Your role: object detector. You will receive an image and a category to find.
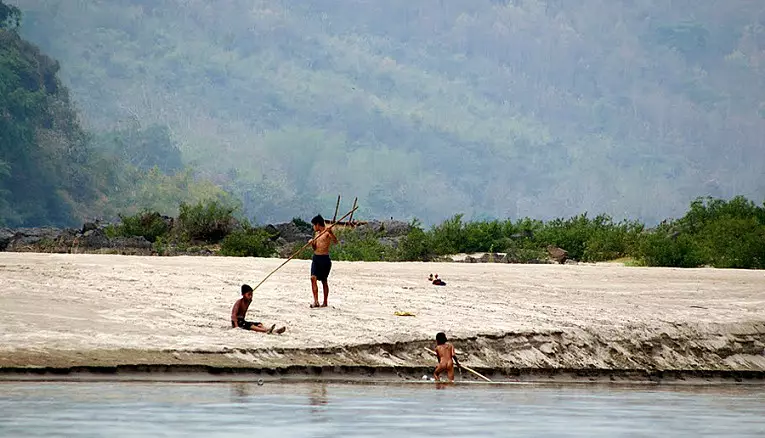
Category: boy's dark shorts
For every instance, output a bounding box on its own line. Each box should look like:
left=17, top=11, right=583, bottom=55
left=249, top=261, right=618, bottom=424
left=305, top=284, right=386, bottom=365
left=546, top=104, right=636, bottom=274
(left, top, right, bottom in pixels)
left=233, top=319, right=262, bottom=330
left=311, top=254, right=332, bottom=281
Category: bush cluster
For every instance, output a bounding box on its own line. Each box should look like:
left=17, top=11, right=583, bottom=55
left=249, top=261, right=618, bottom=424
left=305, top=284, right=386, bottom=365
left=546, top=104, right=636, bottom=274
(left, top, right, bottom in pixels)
left=331, top=196, right=764, bottom=268
left=109, top=195, right=764, bottom=268
left=111, top=200, right=276, bottom=257
left=219, top=225, right=277, bottom=257
left=634, top=196, right=765, bottom=269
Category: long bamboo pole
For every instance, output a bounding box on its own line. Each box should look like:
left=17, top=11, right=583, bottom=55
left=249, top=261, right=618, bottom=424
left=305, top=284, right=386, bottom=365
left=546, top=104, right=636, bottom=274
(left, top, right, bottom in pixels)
left=424, top=347, right=493, bottom=382
left=332, top=195, right=341, bottom=223
left=348, top=197, right=358, bottom=224
left=251, top=205, right=358, bottom=293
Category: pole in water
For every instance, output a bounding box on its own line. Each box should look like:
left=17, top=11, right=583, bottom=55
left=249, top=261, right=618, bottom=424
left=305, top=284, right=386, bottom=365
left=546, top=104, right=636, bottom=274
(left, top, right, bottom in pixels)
left=424, top=347, right=493, bottom=382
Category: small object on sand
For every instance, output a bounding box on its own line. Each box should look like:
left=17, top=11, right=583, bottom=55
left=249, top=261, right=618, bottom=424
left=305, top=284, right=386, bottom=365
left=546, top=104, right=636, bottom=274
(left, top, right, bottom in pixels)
left=431, top=274, right=446, bottom=286
left=257, top=379, right=264, bottom=386
left=394, top=311, right=416, bottom=317
left=422, top=375, right=429, bottom=380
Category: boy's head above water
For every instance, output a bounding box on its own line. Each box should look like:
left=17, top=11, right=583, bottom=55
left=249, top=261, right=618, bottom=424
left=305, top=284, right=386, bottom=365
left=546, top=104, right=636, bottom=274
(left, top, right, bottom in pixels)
left=436, top=332, right=447, bottom=345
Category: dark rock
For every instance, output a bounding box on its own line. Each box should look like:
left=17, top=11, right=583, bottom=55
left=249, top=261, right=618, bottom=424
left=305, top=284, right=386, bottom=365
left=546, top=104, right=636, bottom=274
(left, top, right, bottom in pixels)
left=79, top=229, right=111, bottom=249
left=0, top=228, right=14, bottom=251
left=380, top=220, right=410, bottom=237
left=358, top=220, right=410, bottom=237
left=273, top=222, right=311, bottom=243
left=477, top=253, right=503, bottom=263
left=82, top=222, right=98, bottom=233
left=6, top=227, right=63, bottom=251
left=546, top=246, right=569, bottom=264
left=111, top=236, right=152, bottom=250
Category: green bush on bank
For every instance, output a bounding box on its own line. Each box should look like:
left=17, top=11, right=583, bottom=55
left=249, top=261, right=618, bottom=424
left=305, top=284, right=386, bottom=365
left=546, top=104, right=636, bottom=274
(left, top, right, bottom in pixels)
left=219, top=224, right=277, bottom=257
left=107, top=210, right=171, bottom=243
left=634, top=196, right=765, bottom=269
left=103, top=195, right=764, bottom=268
left=329, top=228, right=396, bottom=261
left=533, top=214, right=643, bottom=262
left=177, top=200, right=236, bottom=243
left=634, top=223, right=705, bottom=268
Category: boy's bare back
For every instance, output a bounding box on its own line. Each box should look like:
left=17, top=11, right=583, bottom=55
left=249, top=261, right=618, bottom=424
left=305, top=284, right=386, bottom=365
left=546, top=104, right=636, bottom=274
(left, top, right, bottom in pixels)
left=435, top=343, right=455, bottom=365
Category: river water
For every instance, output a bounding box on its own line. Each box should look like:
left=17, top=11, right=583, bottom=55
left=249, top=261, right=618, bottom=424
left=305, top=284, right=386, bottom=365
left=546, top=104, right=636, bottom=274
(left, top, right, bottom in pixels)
left=0, top=381, right=763, bottom=437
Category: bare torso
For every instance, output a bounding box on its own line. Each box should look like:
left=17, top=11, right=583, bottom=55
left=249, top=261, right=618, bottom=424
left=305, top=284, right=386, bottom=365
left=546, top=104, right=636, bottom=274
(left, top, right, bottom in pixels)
left=311, top=227, right=337, bottom=255
left=231, top=297, right=251, bottom=321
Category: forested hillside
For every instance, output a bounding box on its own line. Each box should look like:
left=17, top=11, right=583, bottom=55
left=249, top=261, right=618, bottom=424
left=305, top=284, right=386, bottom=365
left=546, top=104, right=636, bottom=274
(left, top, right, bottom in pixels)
left=0, top=0, right=230, bottom=227
left=9, top=0, right=765, bottom=224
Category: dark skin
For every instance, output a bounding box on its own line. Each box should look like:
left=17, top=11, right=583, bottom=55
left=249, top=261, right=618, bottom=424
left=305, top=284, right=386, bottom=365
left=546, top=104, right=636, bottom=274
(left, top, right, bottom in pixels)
left=434, top=343, right=462, bottom=382
left=231, top=291, right=285, bottom=333
left=310, top=223, right=338, bottom=307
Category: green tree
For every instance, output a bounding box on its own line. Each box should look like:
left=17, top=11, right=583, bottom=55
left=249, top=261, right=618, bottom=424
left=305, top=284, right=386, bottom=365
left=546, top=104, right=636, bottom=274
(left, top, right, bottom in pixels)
left=0, top=1, right=20, bottom=29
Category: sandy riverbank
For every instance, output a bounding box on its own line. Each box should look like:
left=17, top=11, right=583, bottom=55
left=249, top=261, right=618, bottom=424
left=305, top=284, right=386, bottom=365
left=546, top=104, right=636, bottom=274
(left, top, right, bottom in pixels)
left=1, top=253, right=764, bottom=382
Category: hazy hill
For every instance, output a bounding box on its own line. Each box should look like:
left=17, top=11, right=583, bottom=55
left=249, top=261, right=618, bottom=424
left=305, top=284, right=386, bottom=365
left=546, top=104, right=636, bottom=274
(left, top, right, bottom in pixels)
left=12, top=0, right=765, bottom=224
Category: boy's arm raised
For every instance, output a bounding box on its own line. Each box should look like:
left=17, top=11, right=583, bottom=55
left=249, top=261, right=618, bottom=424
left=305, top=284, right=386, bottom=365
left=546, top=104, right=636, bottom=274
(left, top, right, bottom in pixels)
left=329, top=228, right=339, bottom=244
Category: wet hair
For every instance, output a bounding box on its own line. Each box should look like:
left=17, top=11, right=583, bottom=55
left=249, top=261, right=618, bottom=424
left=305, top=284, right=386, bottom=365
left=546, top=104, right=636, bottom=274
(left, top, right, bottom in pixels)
left=436, top=332, right=447, bottom=345
left=241, top=284, right=253, bottom=295
left=311, top=214, right=325, bottom=226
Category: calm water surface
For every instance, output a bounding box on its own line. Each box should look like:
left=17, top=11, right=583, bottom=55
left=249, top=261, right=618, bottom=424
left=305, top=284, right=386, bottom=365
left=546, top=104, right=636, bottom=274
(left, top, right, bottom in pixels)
left=0, top=381, right=763, bottom=437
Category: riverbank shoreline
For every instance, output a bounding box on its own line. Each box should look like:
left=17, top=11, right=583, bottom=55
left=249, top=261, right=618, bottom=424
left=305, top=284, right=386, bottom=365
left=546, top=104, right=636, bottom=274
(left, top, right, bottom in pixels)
left=2, top=253, right=764, bottom=383
left=2, top=357, right=764, bottom=385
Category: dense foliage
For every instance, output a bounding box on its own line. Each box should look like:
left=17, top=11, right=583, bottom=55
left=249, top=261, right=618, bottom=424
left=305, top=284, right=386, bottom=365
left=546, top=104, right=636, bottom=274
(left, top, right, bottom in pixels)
left=0, top=1, right=235, bottom=226
left=328, top=196, right=764, bottom=269
left=87, top=195, right=764, bottom=268
left=219, top=224, right=277, bottom=257
left=11, top=0, right=765, bottom=224
left=0, top=13, right=105, bottom=225
left=634, top=197, right=765, bottom=269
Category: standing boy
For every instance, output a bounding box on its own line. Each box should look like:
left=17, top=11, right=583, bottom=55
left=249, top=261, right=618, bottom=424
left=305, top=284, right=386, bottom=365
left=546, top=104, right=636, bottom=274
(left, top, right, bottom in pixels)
left=231, top=284, right=286, bottom=334
left=309, top=214, right=338, bottom=308
left=434, top=332, right=461, bottom=382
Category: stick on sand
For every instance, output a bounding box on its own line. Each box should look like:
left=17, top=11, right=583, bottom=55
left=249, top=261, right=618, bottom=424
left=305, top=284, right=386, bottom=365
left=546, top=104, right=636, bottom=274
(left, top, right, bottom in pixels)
left=424, top=347, right=493, bottom=382
left=250, top=205, right=359, bottom=293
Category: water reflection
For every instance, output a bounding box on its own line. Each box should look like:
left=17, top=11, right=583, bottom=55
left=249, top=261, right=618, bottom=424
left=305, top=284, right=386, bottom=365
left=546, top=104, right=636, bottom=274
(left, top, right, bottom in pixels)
left=230, top=382, right=253, bottom=400
left=0, top=382, right=762, bottom=437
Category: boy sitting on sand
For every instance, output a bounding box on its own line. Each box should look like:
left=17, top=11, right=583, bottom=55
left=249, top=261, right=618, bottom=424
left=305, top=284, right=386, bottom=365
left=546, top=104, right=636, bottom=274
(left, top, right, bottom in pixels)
left=434, top=332, right=461, bottom=382
left=231, top=284, right=286, bottom=334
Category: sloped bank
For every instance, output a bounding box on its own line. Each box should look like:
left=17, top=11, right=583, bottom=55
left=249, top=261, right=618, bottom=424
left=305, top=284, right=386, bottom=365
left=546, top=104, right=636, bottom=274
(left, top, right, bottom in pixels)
left=3, top=324, right=764, bottom=383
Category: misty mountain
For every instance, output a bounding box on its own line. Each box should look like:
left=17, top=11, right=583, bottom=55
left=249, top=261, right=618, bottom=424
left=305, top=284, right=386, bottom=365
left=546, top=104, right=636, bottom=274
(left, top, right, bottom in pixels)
left=12, top=0, right=765, bottom=224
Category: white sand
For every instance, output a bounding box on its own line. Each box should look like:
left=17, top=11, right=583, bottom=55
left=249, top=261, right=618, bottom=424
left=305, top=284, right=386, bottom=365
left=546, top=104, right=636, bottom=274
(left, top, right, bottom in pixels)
left=1, top=253, right=764, bottom=370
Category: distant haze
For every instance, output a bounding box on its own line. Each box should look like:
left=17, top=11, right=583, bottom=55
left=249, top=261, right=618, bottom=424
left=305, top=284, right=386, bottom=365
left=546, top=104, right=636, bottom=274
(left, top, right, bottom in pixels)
left=15, top=0, right=765, bottom=224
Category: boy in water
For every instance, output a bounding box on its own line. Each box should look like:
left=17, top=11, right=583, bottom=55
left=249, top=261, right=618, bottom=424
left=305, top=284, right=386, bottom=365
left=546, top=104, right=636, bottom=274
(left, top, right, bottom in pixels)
left=309, top=214, right=338, bottom=308
left=231, top=284, right=286, bottom=334
left=434, top=332, right=461, bottom=382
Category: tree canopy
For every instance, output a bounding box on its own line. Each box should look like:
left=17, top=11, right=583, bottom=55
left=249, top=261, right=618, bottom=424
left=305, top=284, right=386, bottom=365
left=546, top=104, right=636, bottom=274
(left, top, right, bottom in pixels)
left=6, top=0, right=765, bottom=224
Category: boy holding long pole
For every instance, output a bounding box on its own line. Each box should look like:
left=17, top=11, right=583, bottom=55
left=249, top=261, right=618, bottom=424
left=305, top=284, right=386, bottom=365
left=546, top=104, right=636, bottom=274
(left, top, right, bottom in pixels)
left=309, top=214, right=338, bottom=308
